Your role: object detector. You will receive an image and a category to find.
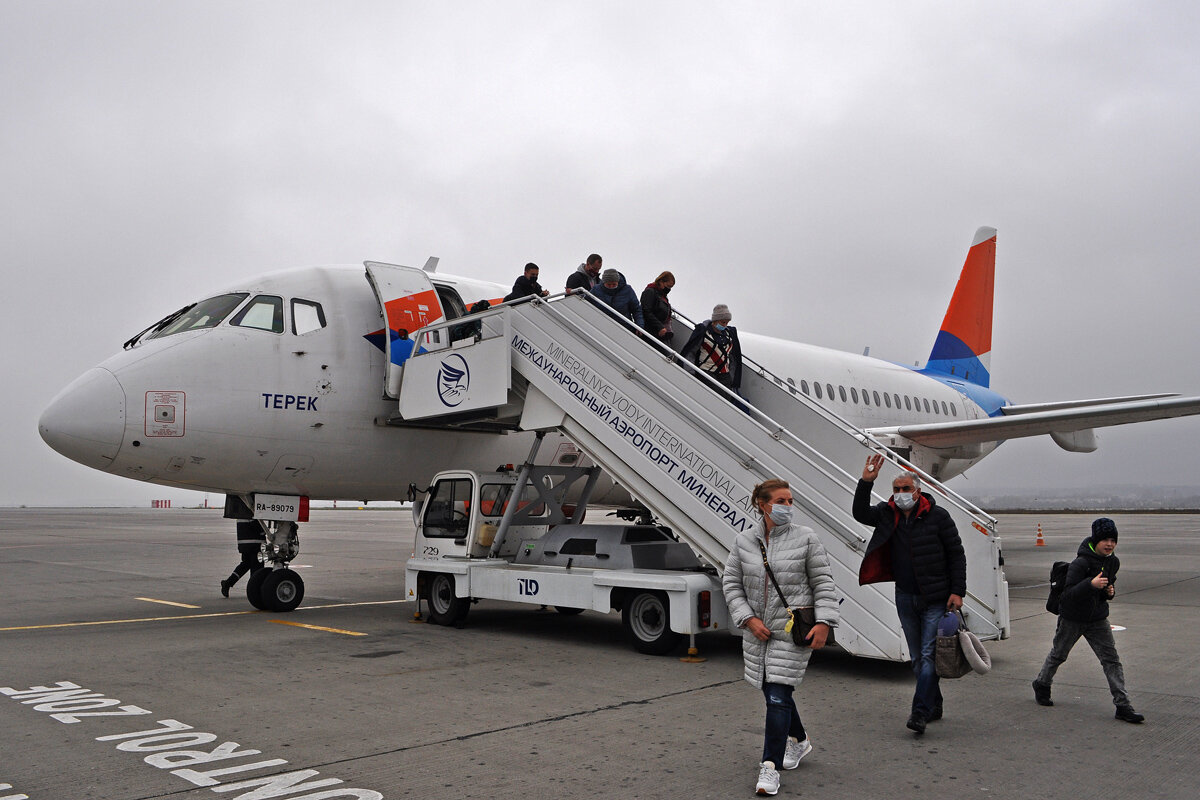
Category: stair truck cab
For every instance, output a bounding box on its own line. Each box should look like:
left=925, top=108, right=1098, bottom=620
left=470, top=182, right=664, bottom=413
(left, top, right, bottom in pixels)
left=404, top=464, right=731, bottom=655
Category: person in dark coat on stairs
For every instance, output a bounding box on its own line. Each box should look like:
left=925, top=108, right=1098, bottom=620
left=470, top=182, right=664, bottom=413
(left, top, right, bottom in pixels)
left=640, top=270, right=676, bottom=342
left=590, top=268, right=644, bottom=327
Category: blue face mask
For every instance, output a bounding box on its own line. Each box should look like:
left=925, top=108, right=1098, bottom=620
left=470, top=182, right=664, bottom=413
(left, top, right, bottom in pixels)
left=713, top=323, right=727, bottom=332
left=768, top=503, right=794, bottom=526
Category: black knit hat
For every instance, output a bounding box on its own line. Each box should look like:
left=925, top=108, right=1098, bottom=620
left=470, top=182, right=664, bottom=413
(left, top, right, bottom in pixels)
left=1091, top=518, right=1118, bottom=544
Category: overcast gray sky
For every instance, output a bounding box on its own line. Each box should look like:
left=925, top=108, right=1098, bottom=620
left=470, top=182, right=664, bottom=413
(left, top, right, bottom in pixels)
left=4, top=1, right=1199, bottom=506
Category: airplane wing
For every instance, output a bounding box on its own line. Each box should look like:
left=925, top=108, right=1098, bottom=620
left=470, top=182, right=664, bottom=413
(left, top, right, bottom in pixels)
left=866, top=394, right=1200, bottom=451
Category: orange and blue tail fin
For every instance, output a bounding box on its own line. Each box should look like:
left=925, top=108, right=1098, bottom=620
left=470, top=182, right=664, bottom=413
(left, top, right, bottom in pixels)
left=923, top=226, right=996, bottom=387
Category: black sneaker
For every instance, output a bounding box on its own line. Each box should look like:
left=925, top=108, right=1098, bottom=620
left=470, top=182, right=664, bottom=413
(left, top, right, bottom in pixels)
left=906, top=713, right=927, bottom=734
left=1032, top=680, right=1053, bottom=706
left=1115, top=705, right=1144, bottom=724
left=220, top=579, right=231, bottom=598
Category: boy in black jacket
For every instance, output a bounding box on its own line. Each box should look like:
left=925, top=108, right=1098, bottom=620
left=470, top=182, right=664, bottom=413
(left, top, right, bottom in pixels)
left=1032, top=518, right=1144, bottom=723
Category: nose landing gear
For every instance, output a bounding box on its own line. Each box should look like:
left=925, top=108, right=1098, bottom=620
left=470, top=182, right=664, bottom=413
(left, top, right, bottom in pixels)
left=245, top=520, right=306, bottom=612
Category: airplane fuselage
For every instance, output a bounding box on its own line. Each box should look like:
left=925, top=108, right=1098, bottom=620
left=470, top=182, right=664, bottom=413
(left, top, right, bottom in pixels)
left=40, top=265, right=1013, bottom=498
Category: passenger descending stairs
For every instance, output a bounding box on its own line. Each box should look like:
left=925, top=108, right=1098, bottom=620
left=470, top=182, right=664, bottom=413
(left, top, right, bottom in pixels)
left=395, top=292, right=1009, bottom=661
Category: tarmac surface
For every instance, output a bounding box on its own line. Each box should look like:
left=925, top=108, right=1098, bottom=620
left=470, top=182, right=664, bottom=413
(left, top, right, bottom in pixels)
left=1, top=508, right=1198, bottom=799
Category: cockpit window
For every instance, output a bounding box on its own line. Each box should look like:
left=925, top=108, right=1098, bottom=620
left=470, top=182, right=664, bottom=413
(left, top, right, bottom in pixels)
left=292, top=299, right=326, bottom=335
left=145, top=293, right=249, bottom=340
left=231, top=295, right=284, bottom=333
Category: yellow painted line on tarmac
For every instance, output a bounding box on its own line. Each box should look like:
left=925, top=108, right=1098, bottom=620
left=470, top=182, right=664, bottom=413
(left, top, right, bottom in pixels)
left=135, top=597, right=201, bottom=609
left=270, top=620, right=368, bottom=636
left=301, top=600, right=407, bottom=610
left=0, top=599, right=408, bottom=633
left=0, top=611, right=258, bottom=631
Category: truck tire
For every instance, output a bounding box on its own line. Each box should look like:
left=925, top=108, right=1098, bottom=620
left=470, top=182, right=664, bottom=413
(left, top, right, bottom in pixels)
left=622, top=590, right=682, bottom=655
left=426, top=572, right=470, bottom=626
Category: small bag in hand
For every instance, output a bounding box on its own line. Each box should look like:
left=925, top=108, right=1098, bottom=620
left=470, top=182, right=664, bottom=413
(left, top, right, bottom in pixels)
left=787, top=606, right=825, bottom=648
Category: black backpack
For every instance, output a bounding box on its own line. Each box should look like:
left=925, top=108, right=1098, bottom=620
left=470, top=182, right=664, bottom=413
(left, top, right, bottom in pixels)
left=450, top=300, right=490, bottom=342
left=1045, top=561, right=1070, bottom=614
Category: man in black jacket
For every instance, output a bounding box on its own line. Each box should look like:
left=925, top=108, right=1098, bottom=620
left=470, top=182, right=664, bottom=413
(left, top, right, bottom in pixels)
left=854, top=454, right=966, bottom=734
left=504, top=263, right=549, bottom=301
left=1032, top=518, right=1144, bottom=723
left=565, top=254, right=603, bottom=293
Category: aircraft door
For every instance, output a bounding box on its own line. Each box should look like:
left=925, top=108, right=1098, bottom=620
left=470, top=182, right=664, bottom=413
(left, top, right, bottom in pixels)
left=365, top=261, right=447, bottom=398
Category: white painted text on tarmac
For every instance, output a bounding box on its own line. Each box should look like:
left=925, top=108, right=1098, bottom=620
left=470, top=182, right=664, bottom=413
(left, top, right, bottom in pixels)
left=1, top=681, right=382, bottom=799
left=0, top=782, right=29, bottom=800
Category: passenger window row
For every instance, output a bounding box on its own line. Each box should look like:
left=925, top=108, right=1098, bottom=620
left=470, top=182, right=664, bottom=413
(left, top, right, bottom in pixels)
left=776, top=376, right=958, bottom=417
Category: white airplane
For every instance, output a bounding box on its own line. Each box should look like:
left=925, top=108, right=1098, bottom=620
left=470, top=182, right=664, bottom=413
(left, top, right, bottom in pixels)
left=38, top=227, right=1200, bottom=609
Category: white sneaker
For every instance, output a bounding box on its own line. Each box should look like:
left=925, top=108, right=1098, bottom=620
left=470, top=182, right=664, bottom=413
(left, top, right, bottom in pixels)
left=755, top=761, right=780, bottom=796
left=782, top=736, right=812, bottom=769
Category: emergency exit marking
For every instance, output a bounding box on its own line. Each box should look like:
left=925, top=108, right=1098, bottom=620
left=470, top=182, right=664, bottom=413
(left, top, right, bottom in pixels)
left=145, top=391, right=185, bottom=437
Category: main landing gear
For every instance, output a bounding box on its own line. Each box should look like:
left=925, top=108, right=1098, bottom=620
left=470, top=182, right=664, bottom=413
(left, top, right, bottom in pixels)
left=245, top=520, right=306, bottom=612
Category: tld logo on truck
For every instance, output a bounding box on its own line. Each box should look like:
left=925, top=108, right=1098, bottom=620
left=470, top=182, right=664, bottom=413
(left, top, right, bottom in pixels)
left=517, top=578, right=540, bottom=596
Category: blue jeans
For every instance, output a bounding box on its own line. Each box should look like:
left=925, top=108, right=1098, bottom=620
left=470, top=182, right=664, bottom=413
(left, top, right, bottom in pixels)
left=895, top=589, right=943, bottom=718
left=761, top=683, right=807, bottom=766
left=1035, top=616, right=1130, bottom=707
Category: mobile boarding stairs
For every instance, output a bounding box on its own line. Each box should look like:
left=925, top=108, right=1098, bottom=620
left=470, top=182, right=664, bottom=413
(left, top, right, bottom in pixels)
left=384, top=289, right=1010, bottom=662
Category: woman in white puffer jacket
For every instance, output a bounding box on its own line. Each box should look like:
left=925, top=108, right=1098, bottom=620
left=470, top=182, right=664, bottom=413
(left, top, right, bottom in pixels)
left=723, top=479, right=840, bottom=796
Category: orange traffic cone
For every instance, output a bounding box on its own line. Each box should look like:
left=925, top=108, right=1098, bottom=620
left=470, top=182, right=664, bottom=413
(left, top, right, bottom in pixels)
left=1035, top=523, right=1046, bottom=547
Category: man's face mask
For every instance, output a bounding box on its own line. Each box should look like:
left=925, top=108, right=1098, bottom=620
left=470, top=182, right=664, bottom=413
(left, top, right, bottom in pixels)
left=893, top=483, right=917, bottom=511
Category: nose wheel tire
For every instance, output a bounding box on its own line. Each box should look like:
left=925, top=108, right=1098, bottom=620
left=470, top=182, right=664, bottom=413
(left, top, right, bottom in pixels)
left=245, top=567, right=272, bottom=610
left=259, top=568, right=305, bottom=612
left=622, top=590, right=682, bottom=655
left=425, top=572, right=470, bottom=626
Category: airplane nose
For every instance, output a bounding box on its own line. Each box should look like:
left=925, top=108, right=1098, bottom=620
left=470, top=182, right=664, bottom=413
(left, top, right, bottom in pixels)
left=38, top=367, right=127, bottom=470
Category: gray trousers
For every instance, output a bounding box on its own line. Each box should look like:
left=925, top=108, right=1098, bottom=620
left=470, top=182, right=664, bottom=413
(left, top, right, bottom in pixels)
left=1035, top=616, right=1130, bottom=707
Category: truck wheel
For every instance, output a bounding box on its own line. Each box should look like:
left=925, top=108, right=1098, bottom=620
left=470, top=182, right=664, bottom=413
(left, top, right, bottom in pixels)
left=426, top=573, right=470, bottom=626
left=622, top=591, right=682, bottom=655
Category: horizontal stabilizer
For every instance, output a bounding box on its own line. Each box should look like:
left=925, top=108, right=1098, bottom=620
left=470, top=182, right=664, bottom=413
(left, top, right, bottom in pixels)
left=999, top=393, right=1177, bottom=415
left=867, top=395, right=1200, bottom=449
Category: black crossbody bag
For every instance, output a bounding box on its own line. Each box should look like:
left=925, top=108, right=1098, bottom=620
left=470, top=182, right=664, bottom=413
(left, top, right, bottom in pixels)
left=757, top=540, right=832, bottom=648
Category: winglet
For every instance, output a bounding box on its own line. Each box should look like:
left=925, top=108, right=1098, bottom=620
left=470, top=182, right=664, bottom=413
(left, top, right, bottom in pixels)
left=423, top=257, right=440, bottom=273
left=925, top=227, right=996, bottom=387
